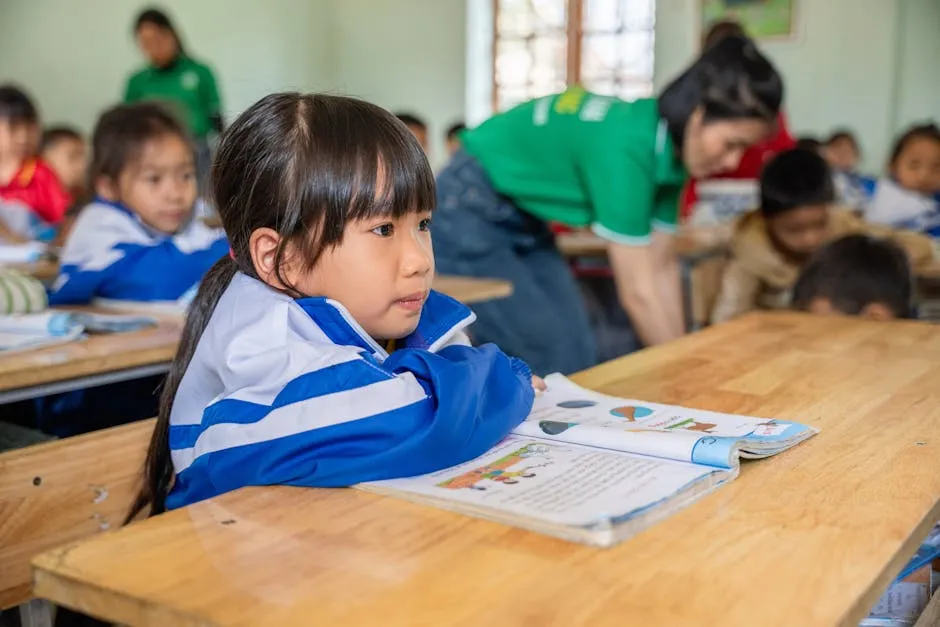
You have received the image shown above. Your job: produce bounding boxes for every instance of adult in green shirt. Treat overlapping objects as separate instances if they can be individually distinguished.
[433,36,783,375]
[124,8,223,192]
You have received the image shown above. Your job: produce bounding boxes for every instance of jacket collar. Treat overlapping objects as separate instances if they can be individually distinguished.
[295,289,475,361]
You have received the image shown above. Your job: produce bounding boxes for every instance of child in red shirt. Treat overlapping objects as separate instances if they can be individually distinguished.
[0,85,71,232]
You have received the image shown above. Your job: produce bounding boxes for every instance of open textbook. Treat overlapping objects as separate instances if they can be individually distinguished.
[363,374,819,547]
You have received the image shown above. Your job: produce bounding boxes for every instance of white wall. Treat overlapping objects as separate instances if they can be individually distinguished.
[895,0,940,138]
[0,0,337,133]
[331,0,467,167]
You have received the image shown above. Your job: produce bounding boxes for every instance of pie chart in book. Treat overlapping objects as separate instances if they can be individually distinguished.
[610,406,654,421]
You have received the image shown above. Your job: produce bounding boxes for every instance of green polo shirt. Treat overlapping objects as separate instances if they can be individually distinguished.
[461,87,687,245]
[124,55,221,139]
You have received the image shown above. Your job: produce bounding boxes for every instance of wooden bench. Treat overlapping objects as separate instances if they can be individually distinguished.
[0,418,154,624]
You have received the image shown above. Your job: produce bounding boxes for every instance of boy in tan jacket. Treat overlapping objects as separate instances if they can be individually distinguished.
[711,149,934,323]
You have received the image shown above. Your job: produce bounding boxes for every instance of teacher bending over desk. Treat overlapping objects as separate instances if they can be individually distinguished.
[433,35,783,376]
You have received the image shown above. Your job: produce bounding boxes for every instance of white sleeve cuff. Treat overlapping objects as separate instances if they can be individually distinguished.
[652,219,678,233]
[590,223,652,246]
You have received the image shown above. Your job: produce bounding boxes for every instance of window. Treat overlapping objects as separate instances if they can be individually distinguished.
[491,0,656,111]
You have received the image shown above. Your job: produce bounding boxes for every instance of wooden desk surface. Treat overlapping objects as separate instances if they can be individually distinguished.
[31,312,940,627]
[0,316,182,392]
[557,228,728,259]
[433,275,512,304]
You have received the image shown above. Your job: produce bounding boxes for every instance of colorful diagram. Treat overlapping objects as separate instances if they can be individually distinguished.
[610,406,654,421]
[557,400,596,409]
[436,443,552,491]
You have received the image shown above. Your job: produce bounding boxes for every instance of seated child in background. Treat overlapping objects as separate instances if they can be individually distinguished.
[41,126,88,245]
[446,121,466,158]
[792,235,912,320]
[49,102,227,306]
[711,148,933,323]
[41,126,87,199]
[0,85,71,238]
[395,112,429,154]
[127,93,536,517]
[822,129,874,211]
[866,123,940,235]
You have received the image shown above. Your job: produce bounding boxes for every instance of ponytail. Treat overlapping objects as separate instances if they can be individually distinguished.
[125,255,237,523]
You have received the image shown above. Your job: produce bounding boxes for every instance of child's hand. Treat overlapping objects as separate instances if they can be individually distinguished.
[532,375,547,395]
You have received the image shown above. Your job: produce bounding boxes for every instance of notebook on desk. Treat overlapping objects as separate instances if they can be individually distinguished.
[362,374,818,547]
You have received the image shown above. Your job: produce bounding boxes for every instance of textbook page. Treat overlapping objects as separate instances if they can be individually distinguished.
[364,435,733,543]
[517,375,816,460]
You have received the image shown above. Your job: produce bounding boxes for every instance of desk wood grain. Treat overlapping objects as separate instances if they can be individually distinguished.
[32,312,940,627]
[433,276,512,304]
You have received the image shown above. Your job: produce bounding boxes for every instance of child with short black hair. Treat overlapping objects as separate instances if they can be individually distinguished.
[41,126,87,196]
[395,112,429,154]
[446,121,466,157]
[711,148,933,323]
[49,102,227,306]
[792,234,912,320]
[866,123,940,234]
[0,85,71,236]
[823,129,873,211]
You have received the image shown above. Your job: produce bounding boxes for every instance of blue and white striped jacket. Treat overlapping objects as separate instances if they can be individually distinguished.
[166,272,534,509]
[48,198,228,306]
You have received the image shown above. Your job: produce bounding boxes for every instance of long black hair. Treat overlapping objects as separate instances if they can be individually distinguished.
[658,34,783,149]
[134,7,185,55]
[125,93,434,522]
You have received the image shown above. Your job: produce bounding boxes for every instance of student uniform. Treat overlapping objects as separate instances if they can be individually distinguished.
[433,87,687,375]
[48,198,228,305]
[167,271,535,509]
[0,157,71,237]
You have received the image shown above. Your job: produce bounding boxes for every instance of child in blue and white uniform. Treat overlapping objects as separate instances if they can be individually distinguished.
[866,124,940,236]
[127,93,538,518]
[49,102,227,307]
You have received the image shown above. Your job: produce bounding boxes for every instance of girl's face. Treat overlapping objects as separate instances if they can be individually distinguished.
[682,109,771,179]
[892,137,940,197]
[98,134,196,234]
[257,210,435,342]
[137,23,179,68]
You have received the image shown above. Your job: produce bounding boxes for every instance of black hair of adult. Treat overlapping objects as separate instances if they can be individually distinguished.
[0,84,38,125]
[446,122,467,141]
[702,19,746,50]
[657,34,782,151]
[90,102,191,185]
[888,122,940,166]
[759,148,835,217]
[125,93,434,522]
[395,112,428,130]
[134,7,185,53]
[40,126,82,153]
[791,234,912,318]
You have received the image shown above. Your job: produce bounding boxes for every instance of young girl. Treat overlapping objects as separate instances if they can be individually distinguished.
[865,124,940,235]
[127,93,536,518]
[48,102,227,306]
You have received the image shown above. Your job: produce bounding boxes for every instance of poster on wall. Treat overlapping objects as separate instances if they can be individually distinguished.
[700,0,796,40]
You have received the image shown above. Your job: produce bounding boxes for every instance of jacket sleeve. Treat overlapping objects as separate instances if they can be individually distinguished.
[168,344,535,506]
[710,258,763,324]
[50,234,228,305]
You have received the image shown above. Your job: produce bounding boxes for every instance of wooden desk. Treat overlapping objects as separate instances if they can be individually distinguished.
[0,317,181,404]
[556,227,729,261]
[31,313,940,626]
[433,275,512,304]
